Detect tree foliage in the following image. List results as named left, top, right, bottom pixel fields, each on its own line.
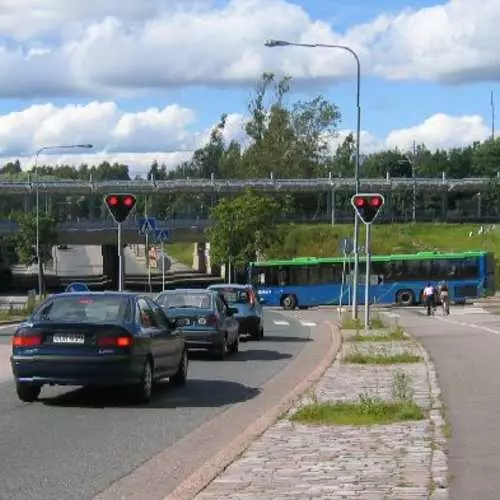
left=207, top=190, right=283, bottom=267
left=12, top=213, right=58, bottom=266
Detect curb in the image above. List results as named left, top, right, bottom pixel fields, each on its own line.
left=164, top=321, right=341, bottom=500
left=0, top=319, right=23, bottom=326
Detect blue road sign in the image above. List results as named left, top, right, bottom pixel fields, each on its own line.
left=154, top=229, right=169, bottom=242
left=137, top=217, right=157, bottom=235
left=65, top=282, right=90, bottom=293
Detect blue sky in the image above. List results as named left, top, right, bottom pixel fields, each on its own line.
left=0, top=0, right=497, bottom=174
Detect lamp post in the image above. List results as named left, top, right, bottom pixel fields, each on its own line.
left=265, top=39, right=362, bottom=318
left=33, top=143, right=93, bottom=296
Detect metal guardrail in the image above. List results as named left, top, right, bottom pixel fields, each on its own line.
left=0, top=176, right=496, bottom=194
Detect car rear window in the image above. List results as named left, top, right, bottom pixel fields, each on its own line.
left=35, top=295, right=132, bottom=323
left=217, top=288, right=250, bottom=304
left=157, top=292, right=212, bottom=309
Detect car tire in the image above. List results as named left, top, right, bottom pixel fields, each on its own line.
left=229, top=334, right=239, bottom=353
left=214, top=336, right=227, bottom=360
left=16, top=382, right=41, bottom=402
left=131, top=358, right=154, bottom=403
left=251, top=323, right=264, bottom=340
left=170, top=349, right=188, bottom=386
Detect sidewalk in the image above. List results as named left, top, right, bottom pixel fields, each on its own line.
left=192, top=311, right=449, bottom=499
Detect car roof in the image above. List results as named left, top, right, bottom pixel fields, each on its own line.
left=209, top=284, right=250, bottom=290
left=158, top=288, right=215, bottom=295
left=53, top=291, right=139, bottom=299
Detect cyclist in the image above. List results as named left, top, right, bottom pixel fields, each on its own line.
left=423, top=282, right=436, bottom=316
left=438, top=281, right=450, bottom=315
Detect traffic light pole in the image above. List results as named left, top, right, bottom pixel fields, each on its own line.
left=364, top=222, right=372, bottom=331
left=117, top=222, right=124, bottom=291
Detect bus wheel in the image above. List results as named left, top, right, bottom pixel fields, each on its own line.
left=281, top=294, right=297, bottom=310
left=396, top=289, right=415, bottom=306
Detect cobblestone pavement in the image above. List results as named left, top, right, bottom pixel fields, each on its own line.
left=194, top=313, right=449, bottom=500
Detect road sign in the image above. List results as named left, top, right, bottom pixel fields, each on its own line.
left=65, top=282, right=90, bottom=293
left=350, top=193, right=385, bottom=224
left=104, top=194, right=136, bottom=223
left=138, top=217, right=157, bottom=235
left=154, top=229, right=169, bottom=242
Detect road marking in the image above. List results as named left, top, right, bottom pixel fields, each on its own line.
left=300, top=321, right=317, bottom=327
left=435, top=316, right=500, bottom=335
left=273, top=320, right=289, bottom=326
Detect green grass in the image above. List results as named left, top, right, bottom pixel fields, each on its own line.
left=291, top=399, right=425, bottom=426
left=165, top=243, right=193, bottom=268
left=266, top=222, right=500, bottom=284
left=343, top=352, right=423, bottom=364
left=341, top=316, right=386, bottom=330
left=348, top=328, right=408, bottom=342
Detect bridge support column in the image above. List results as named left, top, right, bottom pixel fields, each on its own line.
left=441, top=191, right=447, bottom=219
left=192, top=242, right=206, bottom=272
left=89, top=195, right=96, bottom=221
left=102, top=244, right=119, bottom=290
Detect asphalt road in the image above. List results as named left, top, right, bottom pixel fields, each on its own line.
left=0, top=309, right=313, bottom=500
left=54, top=245, right=103, bottom=276
left=394, top=305, right=500, bottom=500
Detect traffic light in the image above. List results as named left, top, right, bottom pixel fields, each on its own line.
left=104, top=194, right=136, bottom=223
left=350, top=193, right=385, bottom=224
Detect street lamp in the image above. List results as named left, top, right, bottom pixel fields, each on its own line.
left=265, top=39, right=362, bottom=318
left=33, top=143, right=93, bottom=296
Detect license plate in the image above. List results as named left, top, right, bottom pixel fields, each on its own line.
left=53, top=334, right=85, bottom=344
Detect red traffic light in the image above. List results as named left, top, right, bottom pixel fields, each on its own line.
left=350, top=193, right=385, bottom=224
left=104, top=194, right=137, bottom=223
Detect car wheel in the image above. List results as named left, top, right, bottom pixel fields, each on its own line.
left=214, top=336, right=227, bottom=360
left=251, top=323, right=264, bottom=340
left=16, top=382, right=41, bottom=402
left=132, top=358, right=153, bottom=403
left=229, top=334, right=239, bottom=353
left=170, top=349, right=188, bottom=386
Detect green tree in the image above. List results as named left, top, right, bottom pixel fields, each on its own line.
left=12, top=212, right=58, bottom=266
left=207, top=190, right=282, bottom=268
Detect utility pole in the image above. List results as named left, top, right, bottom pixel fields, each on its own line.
left=491, top=90, right=496, bottom=140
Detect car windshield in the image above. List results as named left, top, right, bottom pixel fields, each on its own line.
left=215, top=288, right=250, bottom=304
left=34, top=295, right=132, bottom=323
left=157, top=292, right=212, bottom=309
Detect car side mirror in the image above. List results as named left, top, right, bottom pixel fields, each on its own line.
left=227, top=307, right=238, bottom=316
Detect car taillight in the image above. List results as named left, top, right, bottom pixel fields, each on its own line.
left=97, top=335, right=134, bottom=347
left=12, top=334, right=42, bottom=347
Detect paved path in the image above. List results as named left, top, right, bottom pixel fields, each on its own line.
left=393, top=306, right=500, bottom=500
left=194, top=308, right=447, bottom=499
left=0, top=310, right=321, bottom=500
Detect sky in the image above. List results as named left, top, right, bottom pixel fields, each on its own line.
left=0, top=0, right=498, bottom=177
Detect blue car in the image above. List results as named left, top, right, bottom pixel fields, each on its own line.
left=208, top=284, right=264, bottom=340
left=10, top=292, right=188, bottom=403
left=156, top=289, right=239, bottom=359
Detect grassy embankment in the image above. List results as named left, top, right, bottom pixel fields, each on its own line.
left=169, top=222, right=499, bottom=276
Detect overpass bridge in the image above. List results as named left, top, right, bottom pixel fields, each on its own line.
left=0, top=174, right=495, bottom=195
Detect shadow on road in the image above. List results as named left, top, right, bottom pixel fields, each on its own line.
left=232, top=349, right=293, bottom=361
left=39, top=378, right=260, bottom=409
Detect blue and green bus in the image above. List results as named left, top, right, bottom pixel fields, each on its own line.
left=249, top=250, right=495, bottom=309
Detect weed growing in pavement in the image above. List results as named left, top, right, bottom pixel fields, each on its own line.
left=343, top=343, right=422, bottom=364
left=290, top=371, right=423, bottom=426
left=348, top=326, right=408, bottom=343
left=341, top=314, right=386, bottom=331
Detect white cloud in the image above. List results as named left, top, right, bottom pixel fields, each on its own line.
left=0, top=0, right=498, bottom=97
left=0, top=101, right=491, bottom=175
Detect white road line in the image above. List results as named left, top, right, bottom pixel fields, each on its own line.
left=300, top=321, right=317, bottom=327
left=435, top=316, right=500, bottom=335
left=273, top=320, right=290, bottom=326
